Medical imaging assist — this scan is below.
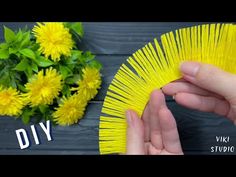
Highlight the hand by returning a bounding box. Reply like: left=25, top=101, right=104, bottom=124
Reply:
left=126, top=89, right=183, bottom=155
left=162, top=61, right=236, bottom=125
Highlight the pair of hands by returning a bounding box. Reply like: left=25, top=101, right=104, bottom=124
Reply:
left=126, top=61, right=236, bottom=155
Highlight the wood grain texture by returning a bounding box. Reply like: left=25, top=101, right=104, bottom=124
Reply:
left=0, top=22, right=236, bottom=155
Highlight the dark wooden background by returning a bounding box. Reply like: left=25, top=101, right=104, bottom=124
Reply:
left=0, top=22, right=236, bottom=155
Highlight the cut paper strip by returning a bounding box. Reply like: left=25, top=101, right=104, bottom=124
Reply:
left=99, top=23, right=236, bottom=154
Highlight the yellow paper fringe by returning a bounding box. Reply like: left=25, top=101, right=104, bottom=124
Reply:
left=99, top=23, right=236, bottom=154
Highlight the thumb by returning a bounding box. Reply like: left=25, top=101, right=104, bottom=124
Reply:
left=126, top=110, right=145, bottom=155
left=180, top=61, right=236, bottom=102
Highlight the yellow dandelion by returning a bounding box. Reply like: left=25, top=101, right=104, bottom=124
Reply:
left=32, top=22, right=73, bottom=62
left=76, top=67, right=102, bottom=101
left=53, top=93, right=87, bottom=126
left=0, top=86, right=26, bottom=116
left=25, top=68, right=62, bottom=107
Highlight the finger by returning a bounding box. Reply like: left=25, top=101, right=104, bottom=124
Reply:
left=126, top=110, right=145, bottom=155
left=162, top=82, right=224, bottom=99
left=158, top=107, right=183, bottom=154
left=180, top=61, right=236, bottom=102
left=148, top=143, right=162, bottom=155
left=142, top=102, right=150, bottom=142
left=149, top=89, right=165, bottom=150
left=175, top=92, right=233, bottom=120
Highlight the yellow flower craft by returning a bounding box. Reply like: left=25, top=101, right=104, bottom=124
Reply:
left=53, top=93, right=87, bottom=126
left=33, top=22, right=74, bottom=62
left=0, top=86, right=26, bottom=116
left=24, top=68, right=63, bottom=107
left=72, top=67, right=102, bottom=101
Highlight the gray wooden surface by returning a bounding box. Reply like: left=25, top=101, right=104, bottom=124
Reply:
left=1, top=22, right=236, bottom=155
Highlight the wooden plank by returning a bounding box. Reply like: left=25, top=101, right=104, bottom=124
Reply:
left=79, top=22, right=207, bottom=55
left=1, top=101, right=236, bottom=154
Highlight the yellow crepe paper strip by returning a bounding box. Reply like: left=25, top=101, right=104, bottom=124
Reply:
left=99, top=23, right=236, bottom=154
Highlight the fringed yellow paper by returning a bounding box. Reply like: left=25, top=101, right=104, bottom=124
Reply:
left=99, top=23, right=236, bottom=154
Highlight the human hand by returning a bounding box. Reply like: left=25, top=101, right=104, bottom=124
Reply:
left=162, top=61, right=236, bottom=125
left=126, top=89, right=183, bottom=155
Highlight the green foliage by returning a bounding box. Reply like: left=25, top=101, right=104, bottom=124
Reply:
left=4, top=26, right=16, bottom=43
left=14, top=58, right=29, bottom=71
left=59, top=65, right=73, bottom=79
left=78, top=51, right=102, bottom=70
left=0, top=49, right=9, bottom=59
left=19, top=48, right=35, bottom=59
left=35, top=56, right=54, bottom=67
left=21, top=107, right=36, bottom=124
left=0, top=22, right=102, bottom=125
left=64, top=22, right=84, bottom=38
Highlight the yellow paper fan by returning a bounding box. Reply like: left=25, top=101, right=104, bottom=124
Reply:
left=99, top=23, right=236, bottom=154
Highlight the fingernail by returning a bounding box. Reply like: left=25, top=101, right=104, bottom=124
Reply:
left=126, top=110, right=133, bottom=125
left=180, top=62, right=200, bottom=77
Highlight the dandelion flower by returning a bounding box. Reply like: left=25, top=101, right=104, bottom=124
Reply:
left=25, top=68, right=62, bottom=106
left=0, top=86, right=26, bottom=116
left=53, top=93, right=87, bottom=126
left=32, top=22, right=73, bottom=62
left=75, top=67, right=102, bottom=101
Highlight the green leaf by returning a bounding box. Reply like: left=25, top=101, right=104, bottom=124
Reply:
left=9, top=47, right=18, bottom=55
left=14, top=58, right=29, bottom=71
left=4, top=26, right=16, bottom=43
left=14, top=72, right=22, bottom=81
left=22, top=111, right=31, bottom=124
left=0, top=72, right=10, bottom=86
left=20, top=32, right=31, bottom=48
left=71, top=22, right=84, bottom=37
left=10, top=77, right=17, bottom=88
left=31, top=62, right=38, bottom=72
left=66, top=63, right=76, bottom=71
left=65, top=77, right=75, bottom=85
left=59, top=65, right=72, bottom=79
left=0, top=49, right=9, bottom=59
left=71, top=50, right=82, bottom=61
left=19, top=48, right=35, bottom=60
left=61, top=84, right=71, bottom=97
left=87, top=59, right=102, bottom=70
left=65, top=22, right=84, bottom=37
left=21, top=108, right=35, bottom=124
left=15, top=29, right=23, bottom=43
left=36, top=56, right=54, bottom=67
left=65, top=74, right=80, bottom=84
left=65, top=50, right=82, bottom=70
left=26, top=66, right=33, bottom=78
left=81, top=51, right=95, bottom=63
left=18, top=84, right=27, bottom=92
left=44, top=114, right=53, bottom=121
left=39, top=105, right=49, bottom=114
left=0, top=43, right=8, bottom=49
left=0, top=64, right=6, bottom=75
